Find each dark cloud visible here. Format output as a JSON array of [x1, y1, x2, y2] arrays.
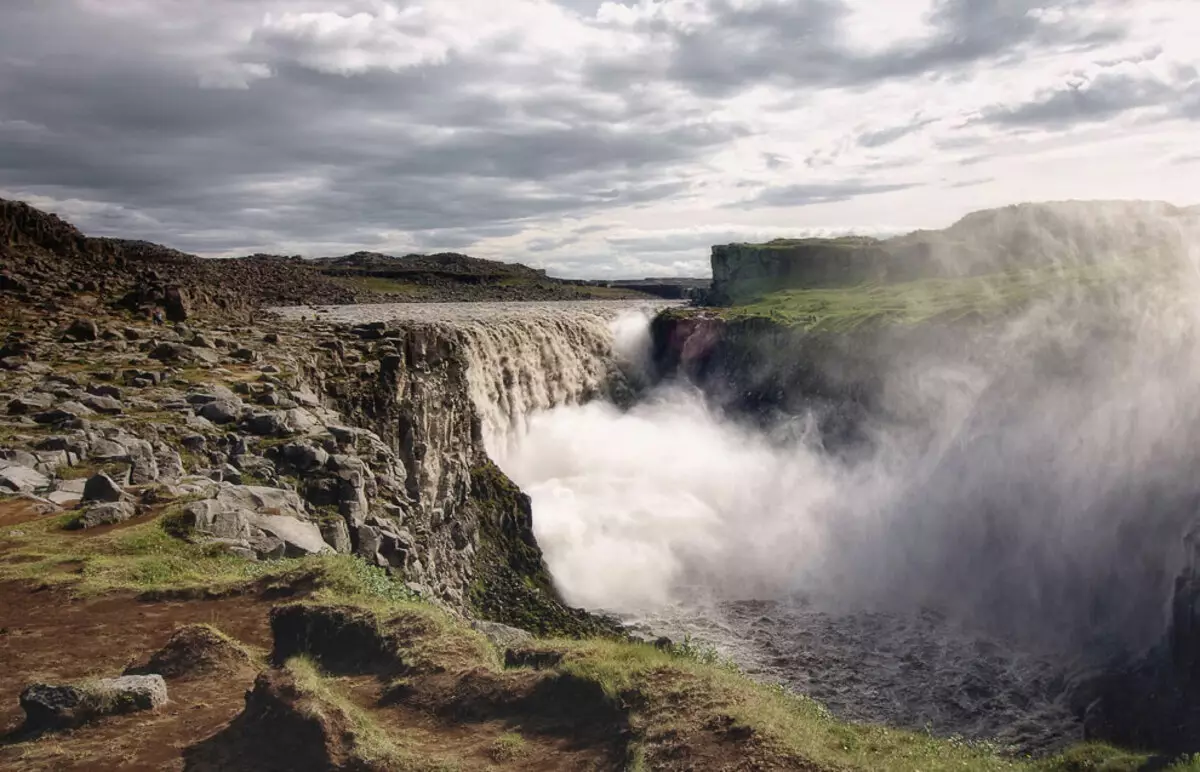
[[0, 1, 736, 256], [738, 181, 919, 208], [979, 71, 1179, 128]]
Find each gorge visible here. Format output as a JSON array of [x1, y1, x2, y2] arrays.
[[4, 199, 1200, 769]]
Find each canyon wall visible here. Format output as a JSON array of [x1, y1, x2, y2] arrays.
[[709, 201, 1200, 305], [292, 310, 637, 636]]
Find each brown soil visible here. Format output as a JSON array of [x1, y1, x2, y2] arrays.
[[0, 582, 273, 771]]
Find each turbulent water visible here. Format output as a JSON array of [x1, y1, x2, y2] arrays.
[[278, 299, 1116, 754]]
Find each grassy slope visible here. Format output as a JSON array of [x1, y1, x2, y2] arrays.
[[713, 262, 1149, 332], [2, 506, 1196, 771]]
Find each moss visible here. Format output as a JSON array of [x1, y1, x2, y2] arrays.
[[466, 461, 620, 639]]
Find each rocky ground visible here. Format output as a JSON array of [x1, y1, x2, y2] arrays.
[[0, 198, 654, 318]]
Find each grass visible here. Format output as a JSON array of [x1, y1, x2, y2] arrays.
[[489, 732, 530, 762], [56, 461, 130, 481], [330, 276, 436, 298], [713, 262, 1156, 332], [2, 508, 1197, 771]]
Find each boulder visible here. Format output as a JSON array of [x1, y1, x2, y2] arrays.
[[81, 472, 124, 503], [471, 620, 534, 650], [244, 411, 290, 437], [82, 394, 123, 415], [198, 400, 242, 425], [0, 462, 49, 494], [177, 483, 333, 560], [20, 675, 168, 731], [7, 393, 53, 415], [63, 319, 99, 342], [148, 342, 195, 363], [164, 286, 190, 322], [74, 500, 137, 529]]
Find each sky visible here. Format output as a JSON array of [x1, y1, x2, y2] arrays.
[[1, 0, 1198, 278]]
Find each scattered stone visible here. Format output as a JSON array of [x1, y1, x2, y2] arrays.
[[20, 675, 168, 731], [231, 347, 260, 363], [87, 384, 123, 400], [149, 342, 194, 363], [81, 472, 124, 503], [0, 462, 49, 494]]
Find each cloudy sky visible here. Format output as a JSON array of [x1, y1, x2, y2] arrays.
[[1, 0, 1198, 277]]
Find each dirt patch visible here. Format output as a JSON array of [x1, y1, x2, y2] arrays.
[[0, 498, 57, 528], [0, 581, 273, 772]]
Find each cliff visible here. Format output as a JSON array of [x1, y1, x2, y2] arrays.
[[709, 201, 1200, 305]]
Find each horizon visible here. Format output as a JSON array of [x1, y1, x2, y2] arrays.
[[1, 1, 1198, 278]]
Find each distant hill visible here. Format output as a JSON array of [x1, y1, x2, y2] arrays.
[[0, 198, 654, 320]]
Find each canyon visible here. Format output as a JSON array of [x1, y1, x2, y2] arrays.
[[2, 199, 1200, 770]]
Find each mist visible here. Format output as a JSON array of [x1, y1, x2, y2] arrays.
[[491, 203, 1200, 660]]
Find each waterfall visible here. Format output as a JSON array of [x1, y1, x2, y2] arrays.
[[455, 303, 664, 459]]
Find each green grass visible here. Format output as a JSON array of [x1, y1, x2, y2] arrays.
[[718, 262, 1150, 332], [285, 656, 455, 771], [330, 276, 436, 297], [489, 732, 530, 762], [2, 508, 1197, 772]]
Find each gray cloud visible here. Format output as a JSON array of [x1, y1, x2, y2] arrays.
[[859, 118, 937, 148], [0, 0, 1191, 274], [0, 1, 735, 257], [590, 0, 1124, 97], [739, 181, 919, 208], [979, 71, 1181, 128]]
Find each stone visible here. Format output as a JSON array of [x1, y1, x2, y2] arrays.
[[162, 286, 190, 322], [74, 500, 137, 529], [0, 462, 49, 494], [149, 342, 194, 363], [282, 442, 328, 471], [198, 400, 242, 425], [33, 408, 80, 426], [82, 395, 123, 415], [319, 518, 352, 554], [471, 620, 534, 650], [20, 675, 168, 730], [63, 319, 99, 342], [244, 411, 290, 437], [87, 384, 123, 399], [81, 473, 124, 503], [178, 483, 333, 560], [7, 393, 53, 415], [231, 347, 260, 363]]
